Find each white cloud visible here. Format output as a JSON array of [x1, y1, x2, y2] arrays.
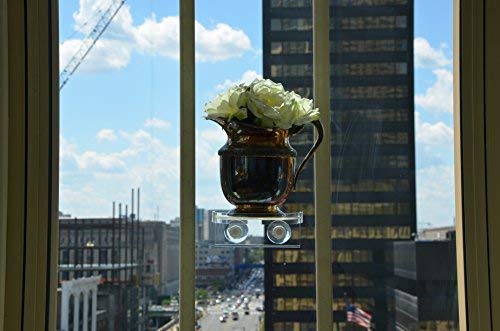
[[144, 118, 171, 130], [73, 0, 134, 38], [96, 129, 117, 141], [59, 126, 229, 220], [414, 111, 454, 166], [133, 16, 179, 58], [60, 38, 132, 73], [194, 22, 251, 62], [60, 1, 252, 73], [415, 112, 453, 146], [415, 69, 453, 113], [417, 121, 453, 145], [134, 17, 251, 62], [414, 37, 451, 68], [60, 135, 77, 160], [74, 150, 126, 171], [200, 127, 227, 146], [416, 165, 455, 228], [215, 70, 262, 91]]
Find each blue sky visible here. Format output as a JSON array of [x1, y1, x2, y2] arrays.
[[59, 0, 454, 229]]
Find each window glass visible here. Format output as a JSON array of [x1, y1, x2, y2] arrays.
[[271, 19, 282, 31], [57, 0, 459, 330]]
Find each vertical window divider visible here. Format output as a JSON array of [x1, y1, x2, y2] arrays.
[[313, 0, 333, 329], [179, 0, 196, 329]]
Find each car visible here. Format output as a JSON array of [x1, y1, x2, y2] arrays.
[[219, 315, 227, 323], [231, 311, 239, 321], [256, 306, 264, 312], [215, 299, 221, 304]]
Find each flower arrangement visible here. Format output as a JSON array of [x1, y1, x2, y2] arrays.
[[204, 78, 320, 129]]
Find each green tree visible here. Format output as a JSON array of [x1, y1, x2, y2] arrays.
[[248, 248, 264, 264], [196, 288, 208, 301]]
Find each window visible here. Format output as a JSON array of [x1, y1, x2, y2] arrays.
[[270, 64, 313, 77], [333, 109, 409, 122], [333, 16, 408, 30], [332, 0, 407, 6], [271, 0, 312, 8], [332, 62, 409, 76], [271, 18, 282, 31], [330, 39, 408, 53], [5, 0, 489, 329], [332, 85, 409, 99]]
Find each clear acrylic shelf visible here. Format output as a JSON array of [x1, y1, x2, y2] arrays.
[[209, 211, 303, 248]]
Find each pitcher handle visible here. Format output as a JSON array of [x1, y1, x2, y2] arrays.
[[293, 120, 324, 189]]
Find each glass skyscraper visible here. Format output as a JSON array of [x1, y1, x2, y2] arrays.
[[263, 0, 415, 330]]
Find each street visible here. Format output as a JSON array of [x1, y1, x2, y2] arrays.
[[199, 295, 263, 331], [198, 268, 264, 331]]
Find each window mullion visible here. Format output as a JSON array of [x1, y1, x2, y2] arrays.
[[313, 0, 333, 329], [179, 0, 196, 329]]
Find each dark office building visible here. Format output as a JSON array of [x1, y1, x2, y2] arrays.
[[263, 0, 415, 330], [385, 240, 458, 330]]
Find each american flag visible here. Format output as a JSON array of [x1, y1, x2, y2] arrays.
[[347, 304, 372, 330]]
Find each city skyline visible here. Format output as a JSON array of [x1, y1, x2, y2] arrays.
[[58, 0, 454, 230]]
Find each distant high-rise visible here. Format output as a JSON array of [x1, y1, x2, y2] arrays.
[[195, 206, 206, 242], [142, 221, 180, 295], [263, 0, 415, 330]]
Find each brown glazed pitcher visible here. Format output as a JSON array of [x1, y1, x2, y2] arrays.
[[211, 117, 324, 216]]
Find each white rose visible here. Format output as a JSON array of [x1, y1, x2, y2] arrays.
[[246, 79, 288, 127], [204, 85, 248, 121], [204, 78, 320, 129]]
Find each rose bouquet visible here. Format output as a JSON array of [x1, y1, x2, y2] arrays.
[[204, 78, 320, 129]]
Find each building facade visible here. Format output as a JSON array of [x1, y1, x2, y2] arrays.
[[263, 0, 415, 330], [142, 221, 180, 296], [195, 242, 235, 289], [385, 240, 458, 330], [195, 206, 209, 242], [418, 226, 455, 241], [58, 217, 147, 330], [58, 276, 101, 331]]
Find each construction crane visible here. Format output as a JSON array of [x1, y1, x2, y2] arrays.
[[59, 0, 125, 90]]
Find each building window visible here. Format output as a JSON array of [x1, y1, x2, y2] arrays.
[[269, 41, 313, 54], [332, 62, 409, 76], [271, 0, 312, 8], [331, 0, 407, 6], [333, 250, 373, 263], [270, 64, 313, 77], [334, 16, 408, 30], [275, 298, 316, 311], [331, 39, 408, 53], [331, 85, 408, 99], [330, 226, 412, 239], [333, 109, 409, 122], [271, 42, 283, 54], [271, 19, 282, 31]]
